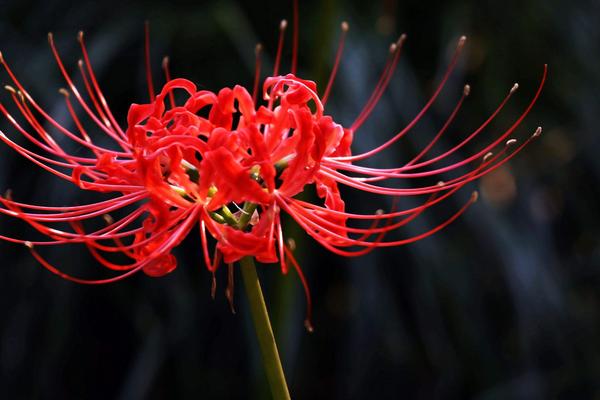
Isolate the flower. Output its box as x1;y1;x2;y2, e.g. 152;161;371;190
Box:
0;9;545;327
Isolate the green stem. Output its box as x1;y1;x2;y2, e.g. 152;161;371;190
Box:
240;256;291;400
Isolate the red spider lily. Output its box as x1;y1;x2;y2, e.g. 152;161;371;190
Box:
0;7;546;329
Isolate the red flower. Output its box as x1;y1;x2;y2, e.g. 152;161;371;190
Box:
0;12;545;328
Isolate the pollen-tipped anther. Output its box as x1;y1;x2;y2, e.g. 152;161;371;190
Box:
341;21;349;32
0;51;4;64
483;152;494;162
47;32;54;44
162;56;169;69
58;88;69;97
4;85;16;94
506;138;518;147
375;209;384;215
24;241;33;249
280;19;288;30
304;319;314;333
463;84;471;96
458;35;467;48
287;238;296;251
437;181;445;187
388;34;406;54
397;33;407;47
103;214;114;224
77;31;84;42
532;126;542;138
510;83;519;94
471;191;479;202
255;43;263;55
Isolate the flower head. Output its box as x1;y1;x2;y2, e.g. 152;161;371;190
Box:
0;7;545;328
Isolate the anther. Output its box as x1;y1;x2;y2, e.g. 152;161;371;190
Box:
103;214;114;224
510;83;519;94
0;51;4;64
506;139;517;147
280;19;288;31
471;191;479;202
389;43;397;54
532;126;542;138
4;85;16;94
77;31;84;42
341;21;349;32
47;32;54;44
304;319;314;333
4;189;12;200
375;209;384;215
58;88;70;97
483;152;494;162
162;56;169;69
437;181;445;187
24;241;33;249
396;33;407;47
287;238;296;251
463;84;471;96
255;43;263;55
458;35;467;48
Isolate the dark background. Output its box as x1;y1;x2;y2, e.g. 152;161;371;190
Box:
0;0;598;398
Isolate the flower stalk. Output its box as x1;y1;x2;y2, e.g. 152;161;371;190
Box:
240;256;291;400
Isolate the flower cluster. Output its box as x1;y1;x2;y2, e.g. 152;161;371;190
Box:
0;12;545;325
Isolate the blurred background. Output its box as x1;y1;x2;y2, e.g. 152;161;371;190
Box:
0;0;598;398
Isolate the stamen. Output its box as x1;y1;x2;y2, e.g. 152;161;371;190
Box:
351;33;407;132
59;87;99;156
273;20;287;77
403;83;470;168
199;216;214;271
281;187;480;250
283;245;313;333
77;59;112;128
0;96;103;170
277;213;288;274
43;32;132;149
27;243;145;284
337;63;543;167
77;31;128;139
144;21;155;101
322;21;349;106
253;43;263;103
